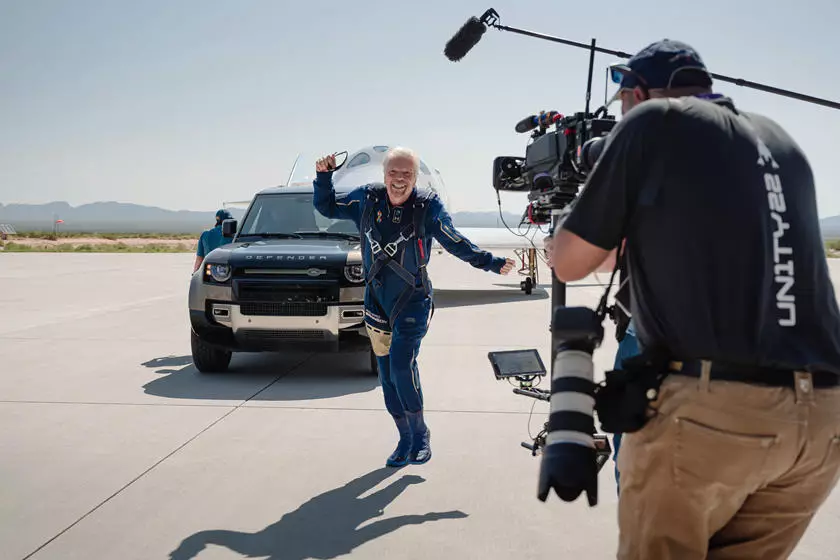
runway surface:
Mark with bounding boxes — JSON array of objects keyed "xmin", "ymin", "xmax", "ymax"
[{"xmin": 2, "ymin": 252, "xmax": 839, "ymax": 559}]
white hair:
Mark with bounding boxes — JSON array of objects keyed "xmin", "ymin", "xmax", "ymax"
[{"xmin": 383, "ymin": 146, "xmax": 419, "ymax": 174}]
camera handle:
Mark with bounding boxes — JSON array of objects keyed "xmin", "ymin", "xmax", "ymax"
[
  {"xmin": 549, "ymin": 209, "xmax": 567, "ymax": 369},
  {"xmin": 511, "ymin": 382, "xmax": 611, "ymax": 465}
]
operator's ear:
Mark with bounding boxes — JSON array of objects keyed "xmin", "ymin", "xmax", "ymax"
[
  {"xmin": 550, "ymin": 228, "xmax": 612, "ymax": 283},
  {"xmin": 633, "ymin": 87, "xmax": 649, "ymax": 103}
]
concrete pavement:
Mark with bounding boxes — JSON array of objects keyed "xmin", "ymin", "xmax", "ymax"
[{"xmin": 1, "ymin": 252, "xmax": 838, "ymax": 559}]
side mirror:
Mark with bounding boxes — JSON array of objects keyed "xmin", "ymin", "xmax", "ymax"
[
  {"xmin": 492, "ymin": 156, "xmax": 527, "ymax": 192},
  {"xmin": 222, "ymin": 219, "xmax": 237, "ymax": 238}
]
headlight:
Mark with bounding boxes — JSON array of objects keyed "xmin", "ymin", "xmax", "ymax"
[
  {"xmin": 205, "ymin": 263, "xmax": 232, "ymax": 283},
  {"xmin": 344, "ymin": 263, "xmax": 364, "ymax": 283}
]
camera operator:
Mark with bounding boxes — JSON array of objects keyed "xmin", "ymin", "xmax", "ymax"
[{"xmin": 546, "ymin": 38, "xmax": 840, "ymax": 559}]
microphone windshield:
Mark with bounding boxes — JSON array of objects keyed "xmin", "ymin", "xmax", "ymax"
[
  {"xmin": 444, "ymin": 16, "xmax": 486, "ymax": 62},
  {"xmin": 515, "ymin": 115, "xmax": 539, "ymax": 134}
]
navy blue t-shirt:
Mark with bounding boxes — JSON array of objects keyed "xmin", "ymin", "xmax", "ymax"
[
  {"xmin": 197, "ymin": 225, "xmax": 226, "ymax": 258},
  {"xmin": 562, "ymin": 95, "xmax": 840, "ymax": 375}
]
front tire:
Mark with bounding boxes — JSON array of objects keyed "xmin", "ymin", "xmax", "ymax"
[
  {"xmin": 191, "ymin": 330, "xmax": 232, "ymax": 373},
  {"xmin": 369, "ymin": 347, "xmax": 379, "ymax": 376},
  {"xmin": 521, "ymin": 277, "xmax": 534, "ymax": 295}
]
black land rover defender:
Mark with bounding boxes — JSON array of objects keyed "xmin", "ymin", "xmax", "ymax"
[{"xmin": 188, "ymin": 185, "xmax": 376, "ymax": 374}]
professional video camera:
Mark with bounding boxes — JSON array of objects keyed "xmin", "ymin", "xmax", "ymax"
[
  {"xmin": 504, "ymin": 101, "xmax": 614, "ymax": 227},
  {"xmin": 493, "ymin": 109, "xmax": 615, "ymax": 225}
]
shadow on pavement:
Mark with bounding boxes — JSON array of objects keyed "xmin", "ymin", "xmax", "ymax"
[
  {"xmin": 142, "ymin": 355, "xmax": 194, "ymax": 374},
  {"xmin": 141, "ymin": 351, "xmax": 380, "ymax": 402},
  {"xmin": 168, "ymin": 467, "xmax": 468, "ymax": 560},
  {"xmin": 432, "ymin": 287, "xmax": 548, "ymax": 309}
]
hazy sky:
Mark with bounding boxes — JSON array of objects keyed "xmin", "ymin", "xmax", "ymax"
[{"xmin": 2, "ymin": 0, "xmax": 839, "ymax": 217}]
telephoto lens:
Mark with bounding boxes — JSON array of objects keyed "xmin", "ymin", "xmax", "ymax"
[{"xmin": 537, "ymin": 307, "xmax": 603, "ymax": 506}]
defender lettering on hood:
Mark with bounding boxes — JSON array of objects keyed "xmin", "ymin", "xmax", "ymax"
[
  {"xmin": 245, "ymin": 255, "xmax": 328, "ymax": 260},
  {"xmin": 225, "ymin": 238, "xmax": 359, "ymax": 269}
]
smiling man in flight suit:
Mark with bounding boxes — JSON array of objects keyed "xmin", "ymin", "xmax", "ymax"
[{"xmin": 313, "ymin": 146, "xmax": 514, "ymax": 467}]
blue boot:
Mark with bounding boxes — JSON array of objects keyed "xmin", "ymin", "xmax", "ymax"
[
  {"xmin": 386, "ymin": 415, "xmax": 412, "ymax": 467},
  {"xmin": 406, "ymin": 410, "xmax": 431, "ymax": 464}
]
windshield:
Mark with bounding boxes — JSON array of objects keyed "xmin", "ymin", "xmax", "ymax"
[{"xmin": 239, "ymin": 192, "xmax": 359, "ymax": 238}]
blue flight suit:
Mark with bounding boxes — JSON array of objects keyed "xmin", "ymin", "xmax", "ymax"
[{"xmin": 313, "ymin": 170, "xmax": 507, "ymax": 466}]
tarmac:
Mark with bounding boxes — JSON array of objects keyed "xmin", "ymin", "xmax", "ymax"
[{"xmin": 2, "ymin": 252, "xmax": 839, "ymax": 560}]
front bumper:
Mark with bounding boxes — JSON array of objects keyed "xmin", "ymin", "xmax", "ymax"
[{"xmin": 190, "ymin": 301, "xmax": 369, "ymax": 352}]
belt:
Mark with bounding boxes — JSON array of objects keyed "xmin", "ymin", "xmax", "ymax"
[{"xmin": 668, "ymin": 359, "xmax": 840, "ymax": 388}]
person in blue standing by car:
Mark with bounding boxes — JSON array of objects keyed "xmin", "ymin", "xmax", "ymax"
[
  {"xmin": 313, "ymin": 147, "xmax": 515, "ymax": 467},
  {"xmin": 193, "ymin": 209, "xmax": 234, "ymax": 273},
  {"xmin": 611, "ymin": 321, "xmax": 638, "ymax": 492}
]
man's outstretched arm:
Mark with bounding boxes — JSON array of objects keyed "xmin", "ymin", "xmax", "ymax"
[{"xmin": 426, "ymin": 195, "xmax": 514, "ymax": 274}]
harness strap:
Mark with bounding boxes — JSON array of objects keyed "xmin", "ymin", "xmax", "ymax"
[
  {"xmin": 412, "ymin": 194, "xmax": 431, "ymax": 294},
  {"xmin": 388, "ymin": 284, "xmax": 417, "ymax": 321},
  {"xmin": 385, "ymin": 259, "xmax": 417, "ymax": 286}
]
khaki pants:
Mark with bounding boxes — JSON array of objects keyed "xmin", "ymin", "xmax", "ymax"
[{"xmin": 617, "ymin": 370, "xmax": 840, "ymax": 560}]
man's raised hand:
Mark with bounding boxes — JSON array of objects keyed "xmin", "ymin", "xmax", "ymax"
[{"xmin": 316, "ymin": 154, "xmax": 336, "ymax": 172}]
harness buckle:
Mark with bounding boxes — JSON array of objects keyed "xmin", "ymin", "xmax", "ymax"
[
  {"xmin": 365, "ymin": 228, "xmax": 383, "ymax": 256},
  {"xmin": 383, "ymin": 232, "xmax": 409, "ymax": 258}
]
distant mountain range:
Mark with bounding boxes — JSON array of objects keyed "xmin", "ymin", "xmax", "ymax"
[
  {"xmin": 0, "ymin": 201, "xmax": 524, "ymax": 233},
  {"xmin": 820, "ymin": 215, "xmax": 840, "ymax": 238},
  {"xmin": 7, "ymin": 201, "xmax": 838, "ymax": 238}
]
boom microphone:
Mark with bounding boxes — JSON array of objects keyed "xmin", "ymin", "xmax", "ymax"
[
  {"xmin": 442, "ymin": 8, "xmax": 840, "ymax": 111},
  {"xmin": 444, "ymin": 16, "xmax": 487, "ymax": 61}
]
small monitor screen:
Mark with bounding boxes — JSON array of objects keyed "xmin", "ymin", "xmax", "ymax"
[{"xmin": 488, "ymin": 349, "xmax": 546, "ymax": 379}]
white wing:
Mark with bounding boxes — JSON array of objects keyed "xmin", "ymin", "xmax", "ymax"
[{"xmin": 445, "ymin": 227, "xmax": 544, "ymax": 251}]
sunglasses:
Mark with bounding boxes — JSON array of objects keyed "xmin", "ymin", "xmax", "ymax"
[
  {"xmin": 609, "ymin": 63, "xmax": 649, "ymax": 89},
  {"xmin": 609, "ymin": 62, "xmax": 710, "ymax": 90}
]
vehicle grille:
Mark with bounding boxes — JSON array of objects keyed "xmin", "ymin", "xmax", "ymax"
[
  {"xmin": 240, "ymin": 302, "xmax": 328, "ymax": 317},
  {"xmin": 235, "ymin": 281, "xmax": 339, "ymax": 303}
]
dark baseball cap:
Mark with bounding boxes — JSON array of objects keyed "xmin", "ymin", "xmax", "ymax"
[
  {"xmin": 215, "ymin": 209, "xmax": 233, "ymax": 222},
  {"xmin": 609, "ymin": 39, "xmax": 712, "ymax": 101}
]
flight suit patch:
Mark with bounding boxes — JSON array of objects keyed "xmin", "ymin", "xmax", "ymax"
[{"xmin": 441, "ymin": 222, "xmax": 462, "ymax": 242}]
